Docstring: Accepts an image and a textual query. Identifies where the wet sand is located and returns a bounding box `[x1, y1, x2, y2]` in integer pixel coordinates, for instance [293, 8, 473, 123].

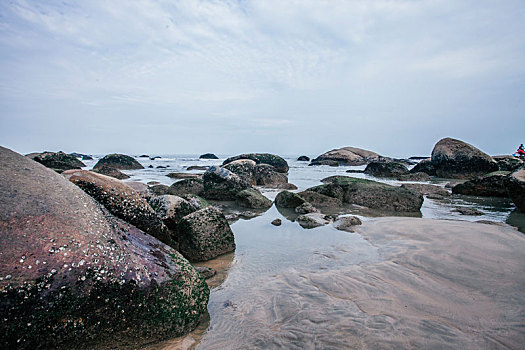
[148, 214, 525, 350]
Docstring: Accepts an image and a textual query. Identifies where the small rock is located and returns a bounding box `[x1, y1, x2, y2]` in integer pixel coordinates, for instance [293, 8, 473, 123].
[297, 156, 310, 161]
[297, 213, 331, 229]
[195, 266, 216, 279]
[271, 219, 282, 226]
[333, 216, 362, 232]
[453, 207, 484, 216]
[199, 153, 219, 159]
[294, 202, 319, 214]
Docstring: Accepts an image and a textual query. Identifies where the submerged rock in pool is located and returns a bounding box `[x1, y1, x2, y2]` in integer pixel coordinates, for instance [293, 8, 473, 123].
[0, 146, 209, 349]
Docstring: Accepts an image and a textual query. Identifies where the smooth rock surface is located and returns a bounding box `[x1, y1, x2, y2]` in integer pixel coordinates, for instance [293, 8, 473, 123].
[311, 147, 383, 166]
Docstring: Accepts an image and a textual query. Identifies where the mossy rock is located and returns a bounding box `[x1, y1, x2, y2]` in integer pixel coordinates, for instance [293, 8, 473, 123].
[223, 153, 289, 173]
[26, 151, 85, 171]
[274, 191, 306, 208]
[236, 189, 272, 209]
[94, 153, 144, 170]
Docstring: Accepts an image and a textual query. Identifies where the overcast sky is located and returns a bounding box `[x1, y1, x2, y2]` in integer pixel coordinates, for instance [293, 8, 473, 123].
[1, 0, 524, 158]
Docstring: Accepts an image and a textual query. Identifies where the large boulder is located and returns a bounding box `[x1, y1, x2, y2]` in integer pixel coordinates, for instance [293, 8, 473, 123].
[452, 172, 510, 197]
[202, 165, 251, 200]
[430, 138, 498, 178]
[223, 153, 289, 173]
[26, 151, 85, 172]
[93, 165, 130, 180]
[223, 159, 257, 184]
[364, 162, 409, 178]
[409, 158, 436, 176]
[93, 153, 144, 170]
[199, 153, 218, 159]
[401, 183, 450, 198]
[0, 147, 209, 349]
[236, 189, 273, 209]
[298, 190, 344, 208]
[274, 191, 307, 208]
[310, 147, 384, 166]
[168, 178, 204, 196]
[148, 195, 200, 230]
[309, 176, 423, 212]
[63, 170, 172, 246]
[177, 207, 236, 261]
[493, 155, 524, 172]
[297, 213, 331, 229]
[506, 168, 525, 213]
[254, 164, 289, 187]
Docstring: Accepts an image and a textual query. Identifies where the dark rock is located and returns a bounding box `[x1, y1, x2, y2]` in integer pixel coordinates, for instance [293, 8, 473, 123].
[254, 164, 289, 187]
[26, 151, 85, 172]
[346, 169, 364, 173]
[148, 181, 160, 185]
[294, 202, 319, 214]
[195, 266, 216, 279]
[410, 159, 436, 176]
[364, 162, 409, 178]
[169, 178, 204, 196]
[150, 156, 161, 160]
[274, 191, 306, 208]
[307, 176, 423, 212]
[223, 153, 289, 173]
[148, 165, 154, 168]
[0, 146, 209, 349]
[150, 184, 170, 195]
[298, 190, 343, 208]
[271, 219, 282, 226]
[156, 165, 167, 169]
[453, 207, 484, 216]
[223, 159, 257, 184]
[180, 194, 209, 210]
[311, 147, 385, 166]
[93, 165, 130, 180]
[63, 170, 173, 246]
[69, 152, 93, 160]
[507, 168, 525, 213]
[493, 155, 524, 172]
[167, 173, 203, 180]
[139, 154, 150, 158]
[452, 172, 510, 197]
[94, 154, 144, 170]
[397, 172, 431, 182]
[409, 156, 430, 160]
[187, 166, 209, 171]
[148, 195, 200, 231]
[297, 156, 310, 161]
[333, 216, 362, 232]
[202, 166, 251, 200]
[236, 189, 272, 209]
[199, 153, 219, 160]
[401, 183, 450, 197]
[430, 138, 498, 178]
[297, 213, 331, 229]
[309, 160, 339, 167]
[178, 207, 235, 261]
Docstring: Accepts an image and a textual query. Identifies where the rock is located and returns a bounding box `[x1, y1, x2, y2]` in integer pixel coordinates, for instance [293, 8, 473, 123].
[223, 159, 257, 184]
[307, 176, 423, 212]
[452, 172, 510, 197]
[309, 159, 339, 167]
[453, 207, 484, 216]
[69, 152, 93, 160]
[274, 191, 307, 208]
[94, 153, 144, 170]
[397, 172, 431, 182]
[426, 194, 445, 200]
[271, 219, 282, 226]
[93, 165, 130, 180]
[223, 153, 289, 173]
[150, 184, 170, 195]
[178, 207, 236, 261]
[148, 195, 200, 231]
[167, 173, 203, 180]
[148, 181, 160, 185]
[493, 155, 524, 172]
[430, 138, 498, 178]
[333, 216, 362, 232]
[148, 165, 154, 168]
[236, 189, 273, 209]
[156, 165, 167, 169]
[126, 181, 149, 193]
[311, 147, 384, 166]
[169, 178, 205, 196]
[0, 146, 209, 349]
[199, 153, 219, 159]
[401, 183, 450, 197]
[63, 170, 173, 246]
[187, 166, 209, 171]
[150, 156, 161, 160]
[239, 211, 259, 219]
[410, 159, 436, 176]
[139, 154, 150, 158]
[298, 190, 343, 208]
[409, 156, 430, 160]
[294, 202, 319, 214]
[180, 194, 209, 210]
[254, 164, 289, 187]
[26, 151, 85, 172]
[364, 162, 409, 178]
[507, 168, 525, 213]
[346, 169, 364, 173]
[202, 166, 252, 200]
[195, 266, 216, 279]
[297, 213, 331, 229]
[297, 156, 310, 161]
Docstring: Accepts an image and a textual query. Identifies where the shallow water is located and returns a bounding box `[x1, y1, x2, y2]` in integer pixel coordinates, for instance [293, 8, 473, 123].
[81, 155, 524, 349]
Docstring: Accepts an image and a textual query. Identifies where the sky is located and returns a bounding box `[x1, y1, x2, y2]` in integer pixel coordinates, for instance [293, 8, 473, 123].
[1, 0, 524, 158]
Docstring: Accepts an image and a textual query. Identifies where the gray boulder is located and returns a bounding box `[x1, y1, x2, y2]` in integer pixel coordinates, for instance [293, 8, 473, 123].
[311, 147, 384, 166]
[401, 183, 450, 197]
[178, 207, 236, 261]
[169, 178, 204, 196]
[364, 161, 409, 178]
[297, 213, 331, 229]
[333, 216, 362, 232]
[93, 165, 130, 180]
[452, 172, 510, 197]
[148, 195, 200, 230]
[236, 189, 273, 209]
[507, 168, 525, 213]
[297, 156, 310, 161]
[274, 191, 307, 208]
[295, 202, 320, 214]
[0, 146, 209, 349]
[254, 164, 289, 187]
[93, 153, 144, 170]
[223, 153, 289, 173]
[26, 151, 85, 172]
[410, 158, 436, 176]
[223, 159, 257, 184]
[202, 165, 252, 200]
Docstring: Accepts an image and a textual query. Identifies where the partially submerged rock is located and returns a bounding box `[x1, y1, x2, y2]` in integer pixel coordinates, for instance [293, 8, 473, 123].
[64, 170, 172, 246]
[397, 172, 431, 182]
[452, 172, 510, 197]
[178, 207, 236, 261]
[453, 207, 484, 216]
[93, 153, 144, 170]
[0, 146, 209, 349]
[297, 213, 331, 229]
[409, 159, 436, 176]
[364, 162, 409, 178]
[236, 189, 273, 209]
[223, 159, 257, 184]
[148, 195, 199, 230]
[297, 156, 310, 161]
[401, 183, 450, 197]
[333, 216, 362, 232]
[195, 266, 216, 279]
[507, 168, 525, 213]
[311, 147, 384, 166]
[167, 172, 203, 180]
[26, 151, 85, 172]
[199, 153, 219, 159]
[203, 166, 252, 200]
[169, 178, 205, 196]
[223, 153, 289, 173]
[295, 202, 319, 214]
[274, 191, 307, 208]
[93, 165, 130, 180]
[271, 219, 282, 226]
